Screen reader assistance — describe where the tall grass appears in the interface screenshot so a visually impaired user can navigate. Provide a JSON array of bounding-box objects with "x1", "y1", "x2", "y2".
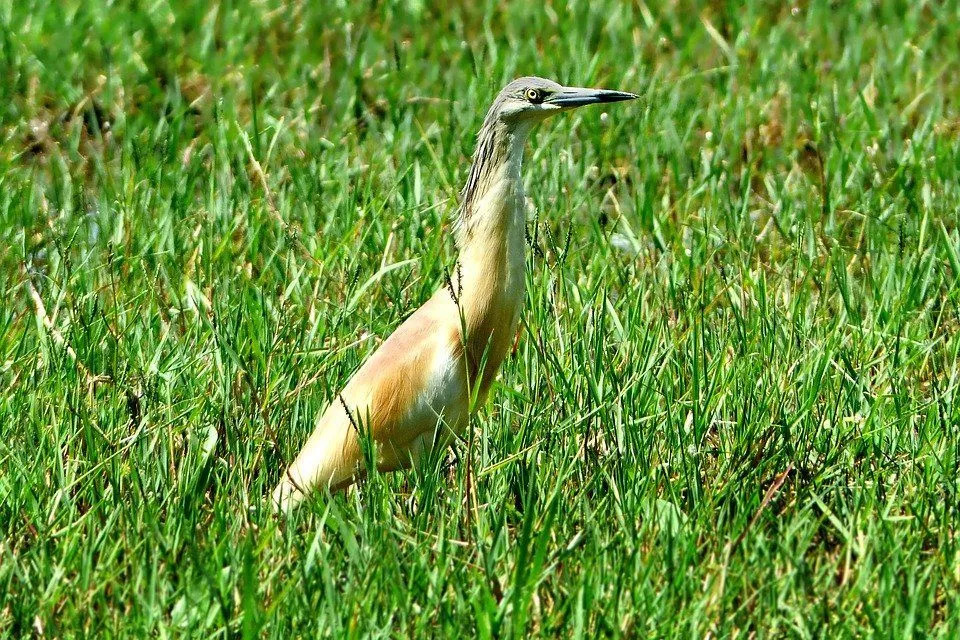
[{"x1": 2, "y1": 0, "x2": 959, "y2": 635}]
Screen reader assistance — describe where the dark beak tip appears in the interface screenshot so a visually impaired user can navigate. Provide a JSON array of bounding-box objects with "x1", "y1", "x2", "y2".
[{"x1": 602, "y1": 91, "x2": 639, "y2": 103}]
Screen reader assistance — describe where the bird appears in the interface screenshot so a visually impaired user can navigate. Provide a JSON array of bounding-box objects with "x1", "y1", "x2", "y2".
[{"x1": 272, "y1": 76, "x2": 636, "y2": 511}]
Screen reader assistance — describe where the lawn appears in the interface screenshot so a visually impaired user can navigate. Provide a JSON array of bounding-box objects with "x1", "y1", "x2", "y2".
[{"x1": 2, "y1": 0, "x2": 959, "y2": 636}]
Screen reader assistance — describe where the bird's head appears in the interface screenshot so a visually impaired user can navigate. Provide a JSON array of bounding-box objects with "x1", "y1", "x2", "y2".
[{"x1": 490, "y1": 76, "x2": 637, "y2": 124}]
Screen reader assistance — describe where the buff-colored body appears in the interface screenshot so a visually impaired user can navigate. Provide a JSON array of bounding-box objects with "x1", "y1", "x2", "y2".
[{"x1": 272, "y1": 77, "x2": 635, "y2": 510}]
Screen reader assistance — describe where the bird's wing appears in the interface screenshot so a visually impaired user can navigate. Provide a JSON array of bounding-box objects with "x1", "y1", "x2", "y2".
[{"x1": 273, "y1": 291, "x2": 466, "y2": 510}]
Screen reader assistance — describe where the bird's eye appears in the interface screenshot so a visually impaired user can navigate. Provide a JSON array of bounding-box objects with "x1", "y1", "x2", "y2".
[{"x1": 525, "y1": 88, "x2": 543, "y2": 103}]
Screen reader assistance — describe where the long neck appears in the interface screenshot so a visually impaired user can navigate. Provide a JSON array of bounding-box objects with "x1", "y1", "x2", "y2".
[
  {"x1": 450, "y1": 117, "x2": 530, "y2": 391},
  {"x1": 456, "y1": 118, "x2": 529, "y2": 243}
]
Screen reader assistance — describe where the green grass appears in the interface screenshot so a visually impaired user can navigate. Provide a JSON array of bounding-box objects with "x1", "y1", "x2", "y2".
[{"x1": 2, "y1": 0, "x2": 959, "y2": 636}]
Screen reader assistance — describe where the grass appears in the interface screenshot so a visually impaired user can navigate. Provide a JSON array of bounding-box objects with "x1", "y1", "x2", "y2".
[{"x1": 2, "y1": 0, "x2": 959, "y2": 636}]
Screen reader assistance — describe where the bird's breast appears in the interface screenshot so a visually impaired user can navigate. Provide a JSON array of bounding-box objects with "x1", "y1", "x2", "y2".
[
  {"x1": 451, "y1": 171, "x2": 527, "y2": 396},
  {"x1": 457, "y1": 239, "x2": 525, "y2": 394}
]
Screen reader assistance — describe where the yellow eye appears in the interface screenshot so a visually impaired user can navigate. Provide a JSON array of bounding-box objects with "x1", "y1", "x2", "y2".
[{"x1": 525, "y1": 88, "x2": 543, "y2": 103}]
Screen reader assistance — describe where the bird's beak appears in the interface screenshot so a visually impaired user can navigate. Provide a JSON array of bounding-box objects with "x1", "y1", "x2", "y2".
[{"x1": 546, "y1": 86, "x2": 638, "y2": 108}]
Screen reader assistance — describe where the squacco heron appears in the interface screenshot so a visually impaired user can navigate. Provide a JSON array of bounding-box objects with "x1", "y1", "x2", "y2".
[{"x1": 273, "y1": 77, "x2": 636, "y2": 510}]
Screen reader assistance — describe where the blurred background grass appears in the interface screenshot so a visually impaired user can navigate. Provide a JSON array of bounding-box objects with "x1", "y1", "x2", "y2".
[{"x1": 2, "y1": 0, "x2": 959, "y2": 636}]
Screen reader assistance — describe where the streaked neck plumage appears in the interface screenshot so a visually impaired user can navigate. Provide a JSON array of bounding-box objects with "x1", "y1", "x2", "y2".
[
  {"x1": 457, "y1": 116, "x2": 531, "y2": 238},
  {"x1": 450, "y1": 115, "x2": 533, "y2": 391}
]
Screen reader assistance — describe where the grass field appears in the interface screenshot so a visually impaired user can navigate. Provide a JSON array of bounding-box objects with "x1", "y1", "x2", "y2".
[{"x1": 2, "y1": 0, "x2": 960, "y2": 636}]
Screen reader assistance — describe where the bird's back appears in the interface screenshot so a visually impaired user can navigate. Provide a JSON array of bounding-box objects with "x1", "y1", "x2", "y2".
[{"x1": 272, "y1": 289, "x2": 470, "y2": 510}]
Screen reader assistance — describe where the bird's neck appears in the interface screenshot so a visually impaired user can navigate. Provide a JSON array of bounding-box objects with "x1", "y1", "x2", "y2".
[
  {"x1": 456, "y1": 123, "x2": 528, "y2": 246},
  {"x1": 450, "y1": 120, "x2": 531, "y2": 388}
]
